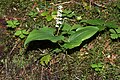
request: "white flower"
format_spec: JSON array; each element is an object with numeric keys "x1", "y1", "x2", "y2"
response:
[
  {"x1": 56, "y1": 18, "x2": 62, "y2": 20},
  {"x1": 55, "y1": 5, "x2": 63, "y2": 28},
  {"x1": 57, "y1": 12, "x2": 62, "y2": 17},
  {"x1": 58, "y1": 5, "x2": 63, "y2": 9},
  {"x1": 56, "y1": 20, "x2": 62, "y2": 24},
  {"x1": 55, "y1": 24, "x2": 59, "y2": 27},
  {"x1": 58, "y1": 9, "x2": 63, "y2": 13}
]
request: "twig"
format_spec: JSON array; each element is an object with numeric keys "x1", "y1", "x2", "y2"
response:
[
  {"x1": 41, "y1": 66, "x2": 44, "y2": 80},
  {"x1": 9, "y1": 39, "x2": 20, "y2": 55},
  {"x1": 51, "y1": 0, "x2": 106, "y2": 9},
  {"x1": 74, "y1": 75, "x2": 81, "y2": 80},
  {"x1": 5, "y1": 56, "x2": 8, "y2": 79},
  {"x1": 51, "y1": 67, "x2": 64, "y2": 75},
  {"x1": 0, "y1": 65, "x2": 4, "y2": 72},
  {"x1": 50, "y1": 0, "x2": 81, "y2": 6},
  {"x1": 93, "y1": 2, "x2": 107, "y2": 8}
]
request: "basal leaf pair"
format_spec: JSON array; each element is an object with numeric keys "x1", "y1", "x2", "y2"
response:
[
  {"x1": 24, "y1": 19, "x2": 120, "y2": 66},
  {"x1": 24, "y1": 24, "x2": 99, "y2": 49}
]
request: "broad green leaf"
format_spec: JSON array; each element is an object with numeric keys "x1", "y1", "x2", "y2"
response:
[
  {"x1": 46, "y1": 15, "x2": 53, "y2": 21},
  {"x1": 15, "y1": 30, "x2": 22, "y2": 36},
  {"x1": 62, "y1": 26, "x2": 99, "y2": 49},
  {"x1": 40, "y1": 54, "x2": 51, "y2": 66},
  {"x1": 109, "y1": 29, "x2": 116, "y2": 33},
  {"x1": 24, "y1": 27, "x2": 64, "y2": 46},
  {"x1": 62, "y1": 23, "x2": 71, "y2": 31},
  {"x1": 80, "y1": 19, "x2": 105, "y2": 26},
  {"x1": 110, "y1": 34, "x2": 118, "y2": 39},
  {"x1": 41, "y1": 11, "x2": 49, "y2": 16},
  {"x1": 63, "y1": 41, "x2": 82, "y2": 49},
  {"x1": 105, "y1": 22, "x2": 118, "y2": 28},
  {"x1": 91, "y1": 64, "x2": 98, "y2": 68},
  {"x1": 95, "y1": 26, "x2": 105, "y2": 31}
]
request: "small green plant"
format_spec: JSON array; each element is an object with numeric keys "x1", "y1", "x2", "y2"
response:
[
  {"x1": 40, "y1": 54, "x2": 51, "y2": 66},
  {"x1": 28, "y1": 11, "x2": 38, "y2": 18},
  {"x1": 91, "y1": 62, "x2": 103, "y2": 72},
  {"x1": 24, "y1": 24, "x2": 99, "y2": 65},
  {"x1": 109, "y1": 28, "x2": 120, "y2": 39},
  {"x1": 62, "y1": 9, "x2": 75, "y2": 18},
  {"x1": 41, "y1": 11, "x2": 54, "y2": 21},
  {"x1": 24, "y1": 25, "x2": 99, "y2": 49},
  {"x1": 15, "y1": 29, "x2": 29, "y2": 39},
  {"x1": 40, "y1": 9, "x2": 75, "y2": 22},
  {"x1": 6, "y1": 20, "x2": 20, "y2": 28}
]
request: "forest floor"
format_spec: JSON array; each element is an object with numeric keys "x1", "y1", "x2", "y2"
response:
[{"x1": 0, "y1": 0, "x2": 120, "y2": 80}]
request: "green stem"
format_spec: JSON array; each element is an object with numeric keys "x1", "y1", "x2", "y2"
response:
[{"x1": 56, "y1": 27, "x2": 61, "y2": 36}]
